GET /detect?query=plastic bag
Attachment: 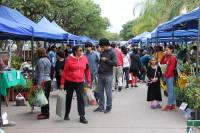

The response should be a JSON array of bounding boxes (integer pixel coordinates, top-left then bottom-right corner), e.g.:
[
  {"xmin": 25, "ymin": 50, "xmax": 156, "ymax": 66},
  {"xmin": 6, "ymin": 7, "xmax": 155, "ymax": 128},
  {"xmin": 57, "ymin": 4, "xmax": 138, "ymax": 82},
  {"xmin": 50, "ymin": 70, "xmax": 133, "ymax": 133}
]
[
  {"xmin": 129, "ymin": 73, "xmax": 135, "ymax": 84},
  {"xmin": 87, "ymin": 89, "xmax": 95, "ymax": 102},
  {"xmin": 33, "ymin": 96, "xmax": 40, "ymax": 107},
  {"xmin": 88, "ymin": 99, "xmax": 96, "ymax": 106},
  {"xmin": 83, "ymin": 94, "xmax": 89, "ymax": 107},
  {"xmin": 92, "ymin": 81, "xmax": 98, "ymax": 92},
  {"xmin": 56, "ymin": 90, "xmax": 66, "ymax": 119},
  {"xmin": 35, "ymin": 90, "xmax": 48, "ymax": 107},
  {"xmin": 15, "ymin": 93, "xmax": 27, "ymax": 106}
]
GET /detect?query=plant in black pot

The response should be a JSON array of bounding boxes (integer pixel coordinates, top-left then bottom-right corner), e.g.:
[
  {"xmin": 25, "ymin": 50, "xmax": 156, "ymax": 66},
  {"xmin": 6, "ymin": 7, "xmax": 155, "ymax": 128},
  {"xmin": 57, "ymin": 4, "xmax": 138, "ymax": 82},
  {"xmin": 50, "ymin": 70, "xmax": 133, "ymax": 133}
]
[
  {"xmin": 17, "ymin": 85, "xmax": 24, "ymax": 93},
  {"xmin": 13, "ymin": 85, "xmax": 19, "ymax": 93}
]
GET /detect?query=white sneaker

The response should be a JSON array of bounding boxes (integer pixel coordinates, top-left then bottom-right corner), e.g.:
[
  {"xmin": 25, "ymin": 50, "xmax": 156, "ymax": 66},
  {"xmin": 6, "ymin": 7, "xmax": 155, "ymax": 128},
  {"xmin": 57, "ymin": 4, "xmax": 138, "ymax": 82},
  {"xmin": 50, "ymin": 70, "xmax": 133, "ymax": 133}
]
[
  {"xmin": 73, "ymin": 95, "xmax": 77, "ymax": 99},
  {"xmin": 126, "ymin": 88, "xmax": 129, "ymax": 90}
]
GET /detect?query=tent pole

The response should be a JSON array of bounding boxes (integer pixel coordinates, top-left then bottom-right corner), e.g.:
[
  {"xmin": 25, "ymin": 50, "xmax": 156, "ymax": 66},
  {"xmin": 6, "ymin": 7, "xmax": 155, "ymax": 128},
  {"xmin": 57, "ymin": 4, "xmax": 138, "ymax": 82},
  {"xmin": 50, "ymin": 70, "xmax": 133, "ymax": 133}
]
[
  {"xmin": 9, "ymin": 39, "xmax": 11, "ymax": 64},
  {"xmin": 156, "ymin": 31, "xmax": 158, "ymax": 59},
  {"xmin": 68, "ymin": 39, "xmax": 69, "ymax": 44},
  {"xmin": 195, "ymin": 19, "xmax": 200, "ymax": 120},
  {"xmin": 172, "ymin": 26, "xmax": 174, "ymax": 47},
  {"xmin": 31, "ymin": 36, "xmax": 34, "ymax": 78},
  {"xmin": 24, "ymin": 41, "xmax": 25, "ymax": 62},
  {"xmin": 74, "ymin": 40, "xmax": 75, "ymax": 46},
  {"xmin": 44, "ymin": 41, "xmax": 46, "ymax": 49}
]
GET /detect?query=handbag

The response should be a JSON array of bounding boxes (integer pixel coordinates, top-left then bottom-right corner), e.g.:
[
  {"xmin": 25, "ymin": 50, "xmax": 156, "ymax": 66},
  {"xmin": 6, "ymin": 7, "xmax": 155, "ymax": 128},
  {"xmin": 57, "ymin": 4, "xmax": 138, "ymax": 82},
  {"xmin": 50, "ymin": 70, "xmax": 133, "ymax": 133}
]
[{"xmin": 146, "ymin": 66, "xmax": 158, "ymax": 87}]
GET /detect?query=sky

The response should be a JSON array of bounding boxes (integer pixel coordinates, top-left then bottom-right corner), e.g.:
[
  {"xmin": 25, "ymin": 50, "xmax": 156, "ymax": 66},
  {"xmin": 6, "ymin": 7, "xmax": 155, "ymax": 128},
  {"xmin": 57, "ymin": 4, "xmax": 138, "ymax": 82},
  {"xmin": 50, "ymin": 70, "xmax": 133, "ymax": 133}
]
[{"xmin": 94, "ymin": 0, "xmax": 140, "ymax": 34}]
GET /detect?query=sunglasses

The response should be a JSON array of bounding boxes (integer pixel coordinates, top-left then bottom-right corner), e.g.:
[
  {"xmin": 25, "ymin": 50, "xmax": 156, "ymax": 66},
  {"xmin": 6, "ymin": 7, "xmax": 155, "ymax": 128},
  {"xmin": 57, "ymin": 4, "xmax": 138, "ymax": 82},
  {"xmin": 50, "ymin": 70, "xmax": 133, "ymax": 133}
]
[{"xmin": 79, "ymin": 49, "xmax": 83, "ymax": 52}]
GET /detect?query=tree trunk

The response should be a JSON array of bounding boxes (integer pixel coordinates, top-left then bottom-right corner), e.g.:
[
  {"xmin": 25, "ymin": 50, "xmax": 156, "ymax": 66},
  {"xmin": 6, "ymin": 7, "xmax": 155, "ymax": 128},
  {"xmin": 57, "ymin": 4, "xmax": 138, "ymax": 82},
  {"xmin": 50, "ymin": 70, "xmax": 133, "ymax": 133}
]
[
  {"xmin": 16, "ymin": 41, "xmax": 24, "ymax": 60},
  {"xmin": 36, "ymin": 41, "xmax": 41, "ymax": 48}
]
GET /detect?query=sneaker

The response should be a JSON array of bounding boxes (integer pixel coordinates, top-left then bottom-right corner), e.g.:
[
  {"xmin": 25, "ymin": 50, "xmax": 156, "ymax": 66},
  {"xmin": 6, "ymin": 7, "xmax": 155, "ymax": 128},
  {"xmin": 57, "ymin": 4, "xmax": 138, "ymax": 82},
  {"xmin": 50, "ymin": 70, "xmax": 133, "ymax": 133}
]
[
  {"xmin": 131, "ymin": 84, "xmax": 134, "ymax": 87},
  {"xmin": 125, "ymin": 87, "xmax": 129, "ymax": 90},
  {"xmin": 37, "ymin": 115, "xmax": 49, "ymax": 119},
  {"xmin": 115, "ymin": 86, "xmax": 118, "ymax": 90},
  {"xmin": 134, "ymin": 85, "xmax": 138, "ymax": 87},
  {"xmin": 142, "ymin": 81, "xmax": 146, "ymax": 83},
  {"xmin": 80, "ymin": 116, "xmax": 88, "ymax": 124},
  {"xmin": 94, "ymin": 107, "xmax": 104, "ymax": 112},
  {"xmin": 118, "ymin": 86, "xmax": 122, "ymax": 91},
  {"xmin": 156, "ymin": 104, "xmax": 162, "ymax": 108},
  {"xmin": 64, "ymin": 115, "xmax": 70, "ymax": 120},
  {"xmin": 171, "ymin": 105, "xmax": 176, "ymax": 110},
  {"xmin": 38, "ymin": 114, "xmax": 42, "ymax": 117},
  {"xmin": 104, "ymin": 108, "xmax": 111, "ymax": 113},
  {"xmin": 137, "ymin": 79, "xmax": 140, "ymax": 82},
  {"xmin": 151, "ymin": 105, "xmax": 156, "ymax": 109},
  {"xmin": 161, "ymin": 106, "xmax": 172, "ymax": 111}
]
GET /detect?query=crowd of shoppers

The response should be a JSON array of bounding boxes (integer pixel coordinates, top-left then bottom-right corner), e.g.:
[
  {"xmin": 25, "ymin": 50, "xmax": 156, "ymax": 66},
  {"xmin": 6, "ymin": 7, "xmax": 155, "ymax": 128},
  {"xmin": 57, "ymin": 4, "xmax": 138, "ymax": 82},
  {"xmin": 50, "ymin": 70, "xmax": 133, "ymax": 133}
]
[{"xmin": 33, "ymin": 39, "xmax": 183, "ymax": 124}]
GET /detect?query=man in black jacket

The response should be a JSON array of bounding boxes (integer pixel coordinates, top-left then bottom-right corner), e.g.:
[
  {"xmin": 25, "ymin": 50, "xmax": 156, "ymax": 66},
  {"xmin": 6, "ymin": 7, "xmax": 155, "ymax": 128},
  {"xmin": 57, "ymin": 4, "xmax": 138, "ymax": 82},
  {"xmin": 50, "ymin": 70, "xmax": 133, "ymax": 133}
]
[{"xmin": 94, "ymin": 38, "xmax": 118, "ymax": 114}]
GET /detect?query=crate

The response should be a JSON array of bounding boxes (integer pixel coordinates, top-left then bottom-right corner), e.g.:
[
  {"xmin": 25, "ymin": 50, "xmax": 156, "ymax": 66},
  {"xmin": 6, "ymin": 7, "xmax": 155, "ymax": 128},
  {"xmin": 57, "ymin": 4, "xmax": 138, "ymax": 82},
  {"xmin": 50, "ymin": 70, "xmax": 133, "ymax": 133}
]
[{"xmin": 9, "ymin": 92, "xmax": 29, "ymax": 101}]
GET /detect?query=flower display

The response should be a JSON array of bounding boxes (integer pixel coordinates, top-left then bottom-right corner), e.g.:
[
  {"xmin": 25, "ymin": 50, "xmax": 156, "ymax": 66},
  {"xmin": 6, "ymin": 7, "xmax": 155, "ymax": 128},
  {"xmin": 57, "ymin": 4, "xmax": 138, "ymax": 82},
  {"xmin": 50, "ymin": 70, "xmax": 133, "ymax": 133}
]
[{"xmin": 28, "ymin": 81, "xmax": 46, "ymax": 107}]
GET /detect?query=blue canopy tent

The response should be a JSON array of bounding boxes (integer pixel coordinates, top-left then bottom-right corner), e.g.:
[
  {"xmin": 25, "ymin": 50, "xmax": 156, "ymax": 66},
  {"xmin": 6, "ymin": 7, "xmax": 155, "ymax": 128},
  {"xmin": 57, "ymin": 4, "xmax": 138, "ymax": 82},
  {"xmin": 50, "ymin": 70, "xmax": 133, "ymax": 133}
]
[
  {"xmin": 79, "ymin": 35, "xmax": 98, "ymax": 45},
  {"xmin": 51, "ymin": 20, "xmax": 79, "ymax": 42},
  {"xmin": 131, "ymin": 31, "xmax": 150, "ymax": 45},
  {"xmin": 0, "ymin": 17, "xmax": 32, "ymax": 40},
  {"xmin": 156, "ymin": 6, "xmax": 200, "ymax": 119},
  {"xmin": 0, "ymin": 6, "xmax": 63, "ymax": 41},
  {"xmin": 0, "ymin": 17, "xmax": 33, "ymax": 121},
  {"xmin": 0, "ymin": 17, "xmax": 33, "ymax": 63},
  {"xmin": 38, "ymin": 17, "xmax": 80, "ymax": 48}
]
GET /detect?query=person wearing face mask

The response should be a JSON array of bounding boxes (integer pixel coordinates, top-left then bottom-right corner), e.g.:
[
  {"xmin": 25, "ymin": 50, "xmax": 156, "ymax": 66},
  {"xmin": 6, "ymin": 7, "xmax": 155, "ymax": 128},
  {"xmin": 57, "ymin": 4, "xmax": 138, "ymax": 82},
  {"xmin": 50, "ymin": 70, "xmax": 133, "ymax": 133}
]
[
  {"xmin": 84, "ymin": 42, "xmax": 100, "ymax": 104},
  {"xmin": 160, "ymin": 45, "xmax": 177, "ymax": 111}
]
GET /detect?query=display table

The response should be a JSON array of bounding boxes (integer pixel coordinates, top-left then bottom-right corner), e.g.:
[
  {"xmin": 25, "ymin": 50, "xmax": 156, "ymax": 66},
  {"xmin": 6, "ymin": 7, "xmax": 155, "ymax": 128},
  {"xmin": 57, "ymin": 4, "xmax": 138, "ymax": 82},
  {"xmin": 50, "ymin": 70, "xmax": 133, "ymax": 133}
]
[{"xmin": 0, "ymin": 70, "xmax": 25, "ymax": 106}]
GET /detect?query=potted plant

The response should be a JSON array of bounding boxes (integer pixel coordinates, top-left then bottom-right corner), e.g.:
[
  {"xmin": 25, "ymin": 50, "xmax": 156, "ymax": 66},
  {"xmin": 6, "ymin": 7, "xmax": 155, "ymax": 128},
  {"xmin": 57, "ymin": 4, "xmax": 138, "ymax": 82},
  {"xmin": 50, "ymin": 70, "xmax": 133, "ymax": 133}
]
[{"xmin": 181, "ymin": 63, "xmax": 191, "ymax": 75}]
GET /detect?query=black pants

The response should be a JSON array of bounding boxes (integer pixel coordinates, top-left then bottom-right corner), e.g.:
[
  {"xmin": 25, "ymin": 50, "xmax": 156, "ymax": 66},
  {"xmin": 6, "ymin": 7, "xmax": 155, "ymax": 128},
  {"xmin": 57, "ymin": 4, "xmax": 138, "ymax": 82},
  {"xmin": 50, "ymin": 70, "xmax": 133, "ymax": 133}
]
[
  {"xmin": 56, "ymin": 76, "xmax": 61, "ymax": 89},
  {"xmin": 64, "ymin": 80, "xmax": 85, "ymax": 116},
  {"xmin": 123, "ymin": 67, "xmax": 130, "ymax": 88},
  {"xmin": 41, "ymin": 80, "xmax": 51, "ymax": 117},
  {"xmin": 51, "ymin": 66, "xmax": 55, "ymax": 80},
  {"xmin": 139, "ymin": 66, "xmax": 147, "ymax": 81}
]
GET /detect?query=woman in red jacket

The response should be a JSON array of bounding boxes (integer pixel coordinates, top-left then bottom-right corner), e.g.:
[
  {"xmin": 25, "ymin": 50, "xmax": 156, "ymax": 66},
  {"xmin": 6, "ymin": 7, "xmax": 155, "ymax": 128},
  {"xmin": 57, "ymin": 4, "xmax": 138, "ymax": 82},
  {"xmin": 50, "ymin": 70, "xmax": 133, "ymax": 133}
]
[
  {"xmin": 60, "ymin": 45, "xmax": 91, "ymax": 124},
  {"xmin": 160, "ymin": 45, "xmax": 176, "ymax": 111}
]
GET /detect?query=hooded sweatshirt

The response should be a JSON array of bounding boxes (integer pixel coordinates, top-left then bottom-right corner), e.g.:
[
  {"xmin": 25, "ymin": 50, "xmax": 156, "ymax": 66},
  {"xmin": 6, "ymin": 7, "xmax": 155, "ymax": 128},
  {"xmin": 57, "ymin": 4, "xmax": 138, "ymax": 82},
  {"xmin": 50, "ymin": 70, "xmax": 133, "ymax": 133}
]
[
  {"xmin": 98, "ymin": 47, "xmax": 118, "ymax": 76},
  {"xmin": 130, "ymin": 53, "xmax": 142, "ymax": 71},
  {"xmin": 84, "ymin": 51, "xmax": 100, "ymax": 74},
  {"xmin": 61, "ymin": 55, "xmax": 91, "ymax": 85}
]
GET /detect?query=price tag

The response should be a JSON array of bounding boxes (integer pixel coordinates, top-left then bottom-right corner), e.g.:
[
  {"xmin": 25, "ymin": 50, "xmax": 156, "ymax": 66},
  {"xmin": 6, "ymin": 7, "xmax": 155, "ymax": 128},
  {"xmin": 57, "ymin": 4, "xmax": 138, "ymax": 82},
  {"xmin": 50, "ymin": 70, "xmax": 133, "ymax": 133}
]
[
  {"xmin": 17, "ymin": 71, "xmax": 20, "ymax": 79},
  {"xmin": 179, "ymin": 102, "xmax": 188, "ymax": 110}
]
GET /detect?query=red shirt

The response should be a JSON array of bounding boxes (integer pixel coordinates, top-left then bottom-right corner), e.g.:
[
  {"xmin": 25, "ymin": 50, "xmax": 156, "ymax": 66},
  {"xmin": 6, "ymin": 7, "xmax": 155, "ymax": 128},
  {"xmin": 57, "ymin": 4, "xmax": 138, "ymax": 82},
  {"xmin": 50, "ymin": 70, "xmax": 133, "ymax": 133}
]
[
  {"xmin": 61, "ymin": 55, "xmax": 91, "ymax": 85},
  {"xmin": 160, "ymin": 55, "xmax": 176, "ymax": 79},
  {"xmin": 64, "ymin": 49, "xmax": 68, "ymax": 57},
  {"xmin": 114, "ymin": 48, "xmax": 123, "ymax": 66}
]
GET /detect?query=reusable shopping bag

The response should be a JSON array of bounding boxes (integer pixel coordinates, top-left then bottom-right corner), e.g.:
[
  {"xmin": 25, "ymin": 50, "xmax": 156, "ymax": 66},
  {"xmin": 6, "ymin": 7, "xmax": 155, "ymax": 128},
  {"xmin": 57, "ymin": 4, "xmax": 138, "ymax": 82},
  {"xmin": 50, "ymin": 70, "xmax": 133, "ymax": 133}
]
[
  {"xmin": 35, "ymin": 90, "xmax": 48, "ymax": 107},
  {"xmin": 56, "ymin": 90, "xmax": 66, "ymax": 119}
]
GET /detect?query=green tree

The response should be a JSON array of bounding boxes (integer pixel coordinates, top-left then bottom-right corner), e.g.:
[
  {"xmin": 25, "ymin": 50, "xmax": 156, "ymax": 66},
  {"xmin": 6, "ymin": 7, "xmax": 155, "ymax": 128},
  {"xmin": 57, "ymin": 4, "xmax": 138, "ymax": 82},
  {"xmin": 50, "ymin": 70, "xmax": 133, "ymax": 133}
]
[
  {"xmin": 132, "ymin": 0, "xmax": 200, "ymax": 36},
  {"xmin": 103, "ymin": 31, "xmax": 121, "ymax": 41},
  {"xmin": 119, "ymin": 20, "xmax": 135, "ymax": 41}
]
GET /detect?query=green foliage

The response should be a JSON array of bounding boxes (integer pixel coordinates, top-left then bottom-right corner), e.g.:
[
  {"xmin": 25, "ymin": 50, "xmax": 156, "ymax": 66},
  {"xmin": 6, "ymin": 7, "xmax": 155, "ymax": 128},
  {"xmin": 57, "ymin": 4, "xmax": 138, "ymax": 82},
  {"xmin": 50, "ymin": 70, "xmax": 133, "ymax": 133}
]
[
  {"xmin": 102, "ymin": 31, "xmax": 121, "ymax": 41},
  {"xmin": 11, "ymin": 61, "xmax": 22, "ymax": 70},
  {"xmin": 119, "ymin": 20, "xmax": 135, "ymax": 41},
  {"xmin": 181, "ymin": 63, "xmax": 191, "ymax": 73},
  {"xmin": 132, "ymin": 0, "xmax": 200, "ymax": 36},
  {"xmin": 2, "ymin": 0, "xmax": 111, "ymax": 40}
]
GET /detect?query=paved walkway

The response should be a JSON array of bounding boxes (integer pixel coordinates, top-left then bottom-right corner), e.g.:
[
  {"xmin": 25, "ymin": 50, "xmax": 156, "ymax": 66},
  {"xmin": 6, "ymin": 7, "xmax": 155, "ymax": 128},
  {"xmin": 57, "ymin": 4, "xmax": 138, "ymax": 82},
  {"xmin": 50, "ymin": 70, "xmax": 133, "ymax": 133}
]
[{"xmin": 0, "ymin": 82, "xmax": 197, "ymax": 133}]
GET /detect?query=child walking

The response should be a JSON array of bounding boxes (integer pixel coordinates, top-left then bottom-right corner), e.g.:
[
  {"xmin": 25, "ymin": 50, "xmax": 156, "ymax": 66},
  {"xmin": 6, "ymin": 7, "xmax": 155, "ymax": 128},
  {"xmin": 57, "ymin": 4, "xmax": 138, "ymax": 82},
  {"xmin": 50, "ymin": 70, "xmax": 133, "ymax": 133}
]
[{"xmin": 147, "ymin": 56, "xmax": 162, "ymax": 109}]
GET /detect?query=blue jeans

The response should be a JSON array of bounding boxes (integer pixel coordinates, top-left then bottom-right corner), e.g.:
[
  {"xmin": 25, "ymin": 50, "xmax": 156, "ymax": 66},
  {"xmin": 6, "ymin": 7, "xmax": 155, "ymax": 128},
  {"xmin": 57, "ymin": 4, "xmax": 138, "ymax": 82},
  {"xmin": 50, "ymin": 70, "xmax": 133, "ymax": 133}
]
[
  {"xmin": 98, "ymin": 75, "xmax": 113, "ymax": 109},
  {"xmin": 85, "ymin": 74, "xmax": 98, "ymax": 100},
  {"xmin": 166, "ymin": 77, "xmax": 176, "ymax": 106}
]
